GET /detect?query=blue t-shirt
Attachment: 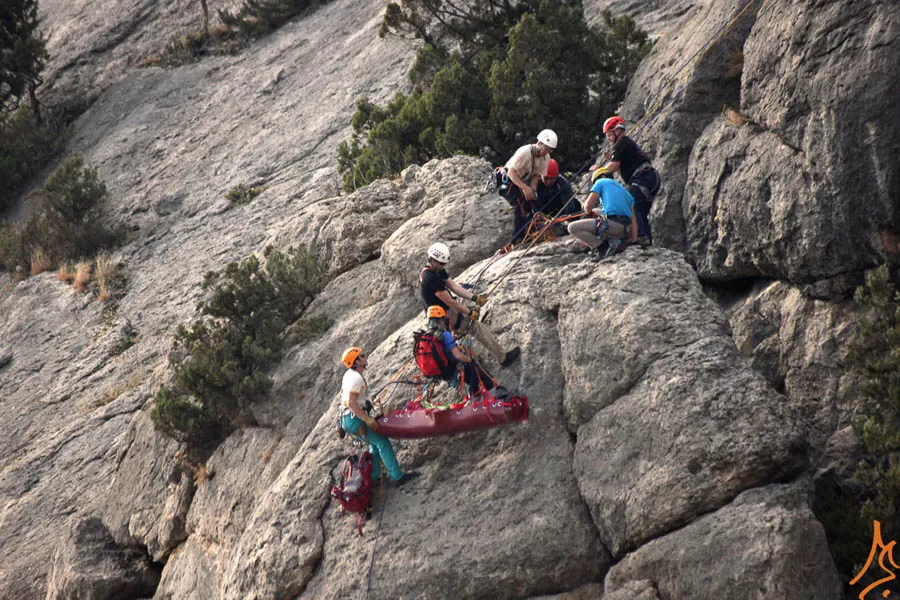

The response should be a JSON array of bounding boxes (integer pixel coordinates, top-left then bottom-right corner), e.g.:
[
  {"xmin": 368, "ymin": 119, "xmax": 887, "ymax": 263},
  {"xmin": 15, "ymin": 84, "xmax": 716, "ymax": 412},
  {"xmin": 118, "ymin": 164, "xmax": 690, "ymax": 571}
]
[
  {"xmin": 440, "ymin": 331, "xmax": 457, "ymax": 356},
  {"xmin": 591, "ymin": 179, "xmax": 634, "ymax": 218}
]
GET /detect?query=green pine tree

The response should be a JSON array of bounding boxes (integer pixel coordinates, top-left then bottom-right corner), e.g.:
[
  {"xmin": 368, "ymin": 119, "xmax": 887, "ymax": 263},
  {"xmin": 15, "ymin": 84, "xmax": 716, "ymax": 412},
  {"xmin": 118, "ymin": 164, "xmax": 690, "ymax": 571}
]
[
  {"xmin": 1, "ymin": 0, "xmax": 49, "ymax": 121},
  {"xmin": 339, "ymin": 0, "xmax": 651, "ymax": 192}
]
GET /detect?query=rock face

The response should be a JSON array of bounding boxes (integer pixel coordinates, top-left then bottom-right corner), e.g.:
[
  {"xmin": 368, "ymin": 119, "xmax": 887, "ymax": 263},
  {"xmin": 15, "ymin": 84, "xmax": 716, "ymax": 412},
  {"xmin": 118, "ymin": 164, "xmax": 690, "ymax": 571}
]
[
  {"xmin": 604, "ymin": 481, "xmax": 842, "ymax": 600},
  {"xmin": 585, "ymin": 0, "xmax": 698, "ymax": 38},
  {"xmin": 39, "ymin": 0, "xmax": 241, "ymax": 104},
  {"xmin": 1, "ymin": 0, "xmax": 888, "ymax": 597},
  {"xmin": 620, "ymin": 0, "xmax": 900, "ymax": 294},
  {"xmin": 45, "ymin": 517, "xmax": 160, "ymax": 600},
  {"xmin": 1, "ymin": 156, "xmax": 841, "ymax": 597},
  {"xmin": 726, "ymin": 280, "xmax": 858, "ymax": 458}
]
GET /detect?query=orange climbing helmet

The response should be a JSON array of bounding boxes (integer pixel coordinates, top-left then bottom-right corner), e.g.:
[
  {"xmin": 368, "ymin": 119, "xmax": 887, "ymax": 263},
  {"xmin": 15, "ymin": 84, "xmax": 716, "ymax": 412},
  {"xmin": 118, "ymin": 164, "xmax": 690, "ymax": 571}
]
[
  {"xmin": 341, "ymin": 346, "xmax": 364, "ymax": 368},
  {"xmin": 603, "ymin": 116, "xmax": 626, "ymax": 133},
  {"xmin": 427, "ymin": 305, "xmax": 447, "ymax": 319}
]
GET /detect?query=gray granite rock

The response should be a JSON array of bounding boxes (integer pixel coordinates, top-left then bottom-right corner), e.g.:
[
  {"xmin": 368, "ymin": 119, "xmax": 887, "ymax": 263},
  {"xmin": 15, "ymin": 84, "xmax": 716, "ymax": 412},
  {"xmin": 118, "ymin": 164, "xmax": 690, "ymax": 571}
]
[
  {"xmin": 45, "ymin": 517, "xmax": 160, "ymax": 600},
  {"xmin": 603, "ymin": 481, "xmax": 843, "ymax": 600},
  {"xmin": 619, "ymin": 0, "xmax": 900, "ymax": 284}
]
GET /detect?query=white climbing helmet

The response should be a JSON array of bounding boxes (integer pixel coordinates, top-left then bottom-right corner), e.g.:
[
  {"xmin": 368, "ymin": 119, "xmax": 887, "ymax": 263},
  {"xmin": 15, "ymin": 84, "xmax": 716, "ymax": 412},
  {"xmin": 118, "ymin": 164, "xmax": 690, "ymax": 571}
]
[
  {"xmin": 536, "ymin": 129, "xmax": 558, "ymax": 149},
  {"xmin": 427, "ymin": 242, "xmax": 450, "ymax": 264}
]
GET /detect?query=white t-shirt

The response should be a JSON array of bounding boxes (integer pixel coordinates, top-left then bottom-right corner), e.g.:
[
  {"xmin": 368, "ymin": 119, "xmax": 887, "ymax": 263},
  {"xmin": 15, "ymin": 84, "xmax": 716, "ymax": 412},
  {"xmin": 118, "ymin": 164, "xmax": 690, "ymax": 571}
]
[
  {"xmin": 504, "ymin": 144, "xmax": 549, "ymax": 180},
  {"xmin": 340, "ymin": 368, "xmax": 369, "ymax": 417}
]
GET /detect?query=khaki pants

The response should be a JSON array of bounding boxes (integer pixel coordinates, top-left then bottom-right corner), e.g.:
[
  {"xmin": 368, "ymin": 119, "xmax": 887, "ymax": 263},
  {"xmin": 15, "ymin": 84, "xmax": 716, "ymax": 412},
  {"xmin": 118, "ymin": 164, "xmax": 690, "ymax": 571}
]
[
  {"xmin": 567, "ymin": 217, "xmax": 625, "ymax": 249},
  {"xmin": 448, "ymin": 307, "xmax": 506, "ymax": 363}
]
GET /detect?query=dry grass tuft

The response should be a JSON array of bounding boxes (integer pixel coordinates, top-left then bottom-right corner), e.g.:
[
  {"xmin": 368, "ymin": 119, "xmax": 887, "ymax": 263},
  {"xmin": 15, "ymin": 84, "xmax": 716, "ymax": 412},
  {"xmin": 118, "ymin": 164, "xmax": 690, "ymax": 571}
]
[
  {"xmin": 193, "ymin": 463, "xmax": 210, "ymax": 486},
  {"xmin": 724, "ymin": 106, "xmax": 746, "ymax": 127},
  {"xmin": 95, "ymin": 253, "xmax": 117, "ymax": 302},
  {"xmin": 57, "ymin": 262, "xmax": 75, "ymax": 283},
  {"xmin": 30, "ymin": 248, "xmax": 52, "ymax": 275},
  {"xmin": 73, "ymin": 261, "xmax": 92, "ymax": 292},
  {"xmin": 80, "ymin": 371, "xmax": 147, "ymax": 412}
]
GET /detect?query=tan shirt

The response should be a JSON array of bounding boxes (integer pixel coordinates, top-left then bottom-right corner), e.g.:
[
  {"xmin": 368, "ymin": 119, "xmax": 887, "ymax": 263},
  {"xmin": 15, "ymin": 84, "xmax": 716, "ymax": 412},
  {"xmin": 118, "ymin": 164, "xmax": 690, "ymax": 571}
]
[{"xmin": 504, "ymin": 144, "xmax": 550, "ymax": 180}]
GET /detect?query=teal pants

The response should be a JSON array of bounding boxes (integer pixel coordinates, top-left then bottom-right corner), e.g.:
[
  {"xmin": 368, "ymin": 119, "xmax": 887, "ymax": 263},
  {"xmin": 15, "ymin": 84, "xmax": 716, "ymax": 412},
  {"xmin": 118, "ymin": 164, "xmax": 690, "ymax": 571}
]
[{"xmin": 340, "ymin": 414, "xmax": 404, "ymax": 481}]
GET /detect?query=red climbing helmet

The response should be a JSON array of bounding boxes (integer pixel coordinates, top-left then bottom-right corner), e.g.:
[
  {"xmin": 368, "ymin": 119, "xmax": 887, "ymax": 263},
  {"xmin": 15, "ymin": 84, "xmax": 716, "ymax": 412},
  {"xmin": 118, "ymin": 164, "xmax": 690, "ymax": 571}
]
[
  {"xmin": 546, "ymin": 159, "xmax": 559, "ymax": 178},
  {"xmin": 603, "ymin": 116, "xmax": 626, "ymax": 133}
]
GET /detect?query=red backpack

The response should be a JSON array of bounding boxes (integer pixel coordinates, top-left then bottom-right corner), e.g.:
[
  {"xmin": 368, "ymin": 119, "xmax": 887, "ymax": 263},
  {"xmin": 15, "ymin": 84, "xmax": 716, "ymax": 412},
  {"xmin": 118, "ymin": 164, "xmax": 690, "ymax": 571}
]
[
  {"xmin": 414, "ymin": 330, "xmax": 453, "ymax": 378},
  {"xmin": 330, "ymin": 451, "xmax": 374, "ymax": 536}
]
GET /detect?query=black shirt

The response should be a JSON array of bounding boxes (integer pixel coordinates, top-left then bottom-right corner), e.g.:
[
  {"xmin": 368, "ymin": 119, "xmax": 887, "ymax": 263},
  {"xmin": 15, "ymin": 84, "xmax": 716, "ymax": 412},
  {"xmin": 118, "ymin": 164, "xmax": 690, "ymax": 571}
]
[
  {"xmin": 536, "ymin": 175, "xmax": 580, "ymax": 215},
  {"xmin": 419, "ymin": 267, "xmax": 450, "ymax": 312},
  {"xmin": 611, "ymin": 136, "xmax": 651, "ymax": 183}
]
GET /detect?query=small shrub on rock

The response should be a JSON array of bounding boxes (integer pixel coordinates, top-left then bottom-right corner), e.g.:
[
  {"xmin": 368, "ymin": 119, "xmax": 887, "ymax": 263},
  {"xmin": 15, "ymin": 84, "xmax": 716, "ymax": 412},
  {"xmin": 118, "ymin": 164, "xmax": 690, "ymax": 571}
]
[
  {"xmin": 142, "ymin": 27, "xmax": 247, "ymax": 69},
  {"xmin": 0, "ymin": 107, "xmax": 69, "ymax": 209},
  {"xmin": 225, "ymin": 183, "xmax": 265, "ymax": 205},
  {"xmin": 0, "ymin": 153, "xmax": 123, "ymax": 275},
  {"xmin": 821, "ymin": 265, "xmax": 900, "ymax": 580},
  {"xmin": 152, "ymin": 245, "xmax": 330, "ymax": 460},
  {"xmin": 219, "ymin": 0, "xmax": 333, "ymax": 39},
  {"xmin": 847, "ymin": 266, "xmax": 900, "ymax": 528}
]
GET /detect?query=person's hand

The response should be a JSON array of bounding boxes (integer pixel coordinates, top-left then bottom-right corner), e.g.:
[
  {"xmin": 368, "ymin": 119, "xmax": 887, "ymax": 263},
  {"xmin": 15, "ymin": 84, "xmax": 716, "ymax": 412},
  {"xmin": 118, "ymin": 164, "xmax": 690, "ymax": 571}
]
[
  {"xmin": 523, "ymin": 186, "xmax": 536, "ymax": 202},
  {"xmin": 469, "ymin": 308, "xmax": 480, "ymax": 321},
  {"xmin": 364, "ymin": 416, "xmax": 378, "ymax": 430},
  {"xmin": 473, "ymin": 294, "xmax": 487, "ymax": 306}
]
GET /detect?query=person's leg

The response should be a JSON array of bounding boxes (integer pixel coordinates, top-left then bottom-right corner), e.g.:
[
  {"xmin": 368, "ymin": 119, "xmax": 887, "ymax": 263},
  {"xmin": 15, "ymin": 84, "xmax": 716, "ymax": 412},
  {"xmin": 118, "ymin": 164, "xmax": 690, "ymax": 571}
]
[
  {"xmin": 363, "ymin": 428, "xmax": 404, "ymax": 481},
  {"xmin": 602, "ymin": 219, "xmax": 626, "ymax": 241},
  {"xmin": 449, "ymin": 307, "xmax": 507, "ymax": 364},
  {"xmin": 568, "ymin": 218, "xmax": 603, "ymax": 249},
  {"xmin": 470, "ymin": 362, "xmax": 496, "ymax": 396},
  {"xmin": 628, "ymin": 175, "xmax": 656, "ymax": 242},
  {"xmin": 633, "ymin": 196, "xmax": 652, "ymax": 241},
  {"xmin": 341, "ymin": 413, "xmax": 383, "ymax": 480},
  {"xmin": 460, "ymin": 362, "xmax": 477, "ymax": 396},
  {"xmin": 512, "ymin": 201, "xmax": 534, "ymax": 243},
  {"xmin": 470, "ymin": 319, "xmax": 506, "ymax": 363}
]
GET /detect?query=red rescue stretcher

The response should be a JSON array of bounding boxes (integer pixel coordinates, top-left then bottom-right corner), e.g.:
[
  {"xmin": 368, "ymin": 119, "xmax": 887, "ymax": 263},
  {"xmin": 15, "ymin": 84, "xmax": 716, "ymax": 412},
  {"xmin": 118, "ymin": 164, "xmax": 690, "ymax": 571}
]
[{"xmin": 375, "ymin": 395, "xmax": 529, "ymax": 439}]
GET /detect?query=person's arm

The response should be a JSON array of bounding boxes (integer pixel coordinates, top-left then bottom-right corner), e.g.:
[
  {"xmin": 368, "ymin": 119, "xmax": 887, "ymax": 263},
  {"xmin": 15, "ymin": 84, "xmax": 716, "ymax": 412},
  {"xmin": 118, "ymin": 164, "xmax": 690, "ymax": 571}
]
[
  {"xmin": 589, "ymin": 149, "xmax": 611, "ymax": 171},
  {"xmin": 604, "ymin": 160, "xmax": 621, "ymax": 175},
  {"xmin": 435, "ymin": 289, "xmax": 469, "ymax": 315},
  {"xmin": 446, "ymin": 278, "xmax": 473, "ymax": 301},
  {"xmin": 451, "ymin": 345, "xmax": 472, "ymax": 363},
  {"xmin": 584, "ymin": 191, "xmax": 600, "ymax": 215},
  {"xmin": 630, "ymin": 206, "xmax": 638, "ymax": 242},
  {"xmin": 348, "ymin": 390, "xmax": 377, "ymax": 429},
  {"xmin": 507, "ymin": 167, "xmax": 536, "ymax": 201}
]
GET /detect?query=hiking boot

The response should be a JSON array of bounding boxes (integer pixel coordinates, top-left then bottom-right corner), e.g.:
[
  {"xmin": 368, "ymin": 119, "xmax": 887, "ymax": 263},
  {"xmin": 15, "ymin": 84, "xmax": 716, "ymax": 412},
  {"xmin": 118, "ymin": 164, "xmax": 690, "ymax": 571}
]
[
  {"xmin": 501, "ymin": 346, "xmax": 521, "ymax": 367},
  {"xmin": 394, "ymin": 471, "xmax": 420, "ymax": 487},
  {"xmin": 636, "ymin": 235, "xmax": 651, "ymax": 248},
  {"xmin": 592, "ymin": 240, "xmax": 610, "ymax": 256},
  {"xmin": 604, "ymin": 238, "xmax": 622, "ymax": 257}
]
